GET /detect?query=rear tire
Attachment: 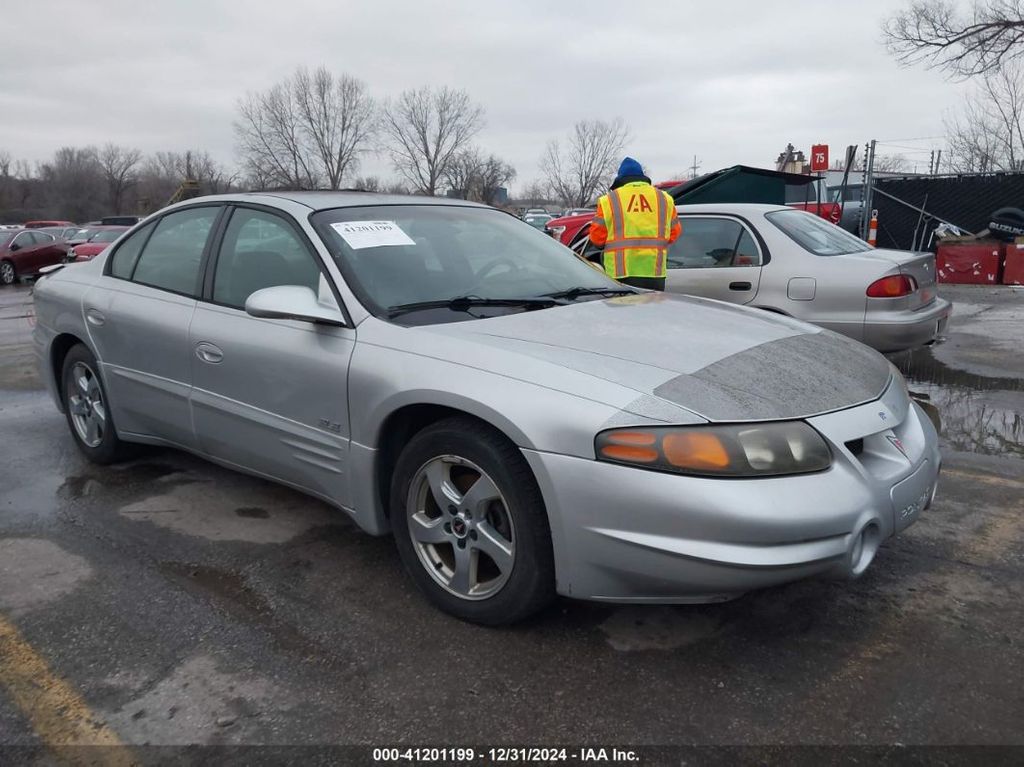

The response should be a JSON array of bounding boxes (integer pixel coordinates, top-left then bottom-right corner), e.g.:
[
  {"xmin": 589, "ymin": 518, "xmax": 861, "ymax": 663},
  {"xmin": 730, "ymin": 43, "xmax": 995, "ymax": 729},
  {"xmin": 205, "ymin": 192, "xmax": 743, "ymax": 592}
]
[
  {"xmin": 61, "ymin": 344, "xmax": 130, "ymax": 464},
  {"xmin": 391, "ymin": 417, "xmax": 555, "ymax": 625},
  {"xmin": 0, "ymin": 260, "xmax": 15, "ymax": 285}
]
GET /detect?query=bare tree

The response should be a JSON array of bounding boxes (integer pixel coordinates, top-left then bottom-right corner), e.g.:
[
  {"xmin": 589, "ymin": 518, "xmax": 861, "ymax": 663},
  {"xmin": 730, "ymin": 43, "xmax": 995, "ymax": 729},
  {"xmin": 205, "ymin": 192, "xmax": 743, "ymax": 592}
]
[
  {"xmin": 477, "ymin": 154, "xmax": 516, "ymax": 206},
  {"xmin": 235, "ymin": 81, "xmax": 319, "ymax": 189},
  {"xmin": 350, "ymin": 175, "xmax": 382, "ymax": 192},
  {"xmin": 97, "ymin": 143, "xmax": 142, "ymax": 212},
  {"xmin": 885, "ymin": 0, "xmax": 1024, "ymax": 77},
  {"xmin": 443, "ymin": 148, "xmax": 482, "ymax": 199},
  {"xmin": 381, "ymin": 86, "xmax": 484, "ymax": 195},
  {"xmin": 38, "ymin": 147, "xmax": 104, "ymax": 222},
  {"xmin": 944, "ymin": 61, "xmax": 1024, "ymax": 170},
  {"xmin": 542, "ymin": 118, "xmax": 630, "ymax": 207},
  {"xmin": 293, "ymin": 67, "xmax": 377, "ymax": 189},
  {"xmin": 0, "ymin": 151, "xmax": 10, "ymax": 179}
]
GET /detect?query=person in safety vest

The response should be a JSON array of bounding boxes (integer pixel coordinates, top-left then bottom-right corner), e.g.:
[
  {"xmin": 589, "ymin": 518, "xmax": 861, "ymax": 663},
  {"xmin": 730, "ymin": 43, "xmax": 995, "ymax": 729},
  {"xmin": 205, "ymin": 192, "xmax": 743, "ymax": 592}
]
[{"xmin": 589, "ymin": 157, "xmax": 681, "ymax": 290}]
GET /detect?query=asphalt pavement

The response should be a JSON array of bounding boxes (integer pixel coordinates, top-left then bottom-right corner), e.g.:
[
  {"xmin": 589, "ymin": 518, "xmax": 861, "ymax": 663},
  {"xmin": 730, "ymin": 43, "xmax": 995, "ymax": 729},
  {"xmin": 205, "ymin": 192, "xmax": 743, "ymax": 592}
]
[{"xmin": 0, "ymin": 282, "xmax": 1022, "ymax": 757}]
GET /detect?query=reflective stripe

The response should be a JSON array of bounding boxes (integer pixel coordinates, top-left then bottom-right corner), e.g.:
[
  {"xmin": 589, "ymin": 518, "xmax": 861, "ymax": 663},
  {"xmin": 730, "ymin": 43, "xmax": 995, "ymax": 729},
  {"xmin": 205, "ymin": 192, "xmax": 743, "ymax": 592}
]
[
  {"xmin": 656, "ymin": 191, "xmax": 668, "ymax": 240},
  {"xmin": 607, "ymin": 189, "xmax": 625, "ymax": 241},
  {"xmin": 591, "ymin": 216, "xmax": 606, "ymax": 227},
  {"xmin": 602, "ymin": 237, "xmax": 671, "ymax": 251}
]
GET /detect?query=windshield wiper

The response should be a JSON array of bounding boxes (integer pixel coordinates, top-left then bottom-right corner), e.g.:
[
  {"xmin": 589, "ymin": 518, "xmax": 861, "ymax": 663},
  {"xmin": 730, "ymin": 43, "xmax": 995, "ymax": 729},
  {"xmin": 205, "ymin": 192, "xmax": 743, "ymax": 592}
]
[
  {"xmin": 386, "ymin": 295, "xmax": 562, "ymax": 319},
  {"xmin": 543, "ymin": 286, "xmax": 637, "ymax": 301}
]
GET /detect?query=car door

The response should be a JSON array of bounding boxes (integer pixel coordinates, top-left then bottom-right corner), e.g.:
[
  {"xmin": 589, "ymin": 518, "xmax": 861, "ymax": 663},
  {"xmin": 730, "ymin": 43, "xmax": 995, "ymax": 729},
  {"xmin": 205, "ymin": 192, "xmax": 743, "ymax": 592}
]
[
  {"xmin": 29, "ymin": 231, "xmax": 63, "ymax": 271},
  {"xmin": 83, "ymin": 206, "xmax": 223, "ymax": 448},
  {"xmin": 664, "ymin": 215, "xmax": 763, "ymax": 304},
  {"xmin": 189, "ymin": 205, "xmax": 356, "ymax": 507},
  {"xmin": 9, "ymin": 232, "xmax": 40, "ymax": 273}
]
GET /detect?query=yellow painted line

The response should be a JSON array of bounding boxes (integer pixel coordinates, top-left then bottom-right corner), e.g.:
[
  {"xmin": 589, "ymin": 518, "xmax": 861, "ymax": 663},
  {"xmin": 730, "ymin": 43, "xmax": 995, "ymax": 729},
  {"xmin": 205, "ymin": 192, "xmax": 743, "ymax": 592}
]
[{"xmin": 0, "ymin": 615, "xmax": 134, "ymax": 764}]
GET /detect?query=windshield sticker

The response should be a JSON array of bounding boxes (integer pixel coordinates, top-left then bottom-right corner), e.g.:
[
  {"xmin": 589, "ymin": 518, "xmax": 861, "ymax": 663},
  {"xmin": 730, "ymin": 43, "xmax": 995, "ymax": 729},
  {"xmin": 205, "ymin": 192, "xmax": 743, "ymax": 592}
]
[{"xmin": 330, "ymin": 221, "xmax": 416, "ymax": 250}]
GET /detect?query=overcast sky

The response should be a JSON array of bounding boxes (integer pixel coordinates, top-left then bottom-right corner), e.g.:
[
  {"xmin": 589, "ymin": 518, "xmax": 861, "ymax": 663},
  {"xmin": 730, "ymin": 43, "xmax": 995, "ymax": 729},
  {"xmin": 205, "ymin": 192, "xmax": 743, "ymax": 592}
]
[{"xmin": 1, "ymin": 0, "xmax": 964, "ymax": 192}]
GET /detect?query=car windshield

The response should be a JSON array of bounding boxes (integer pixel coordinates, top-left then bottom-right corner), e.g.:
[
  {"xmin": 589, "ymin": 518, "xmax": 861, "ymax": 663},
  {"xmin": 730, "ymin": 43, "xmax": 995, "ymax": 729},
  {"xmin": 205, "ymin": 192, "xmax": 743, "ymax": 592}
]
[
  {"xmin": 89, "ymin": 229, "xmax": 125, "ymax": 243},
  {"xmin": 311, "ymin": 205, "xmax": 622, "ymax": 323},
  {"xmin": 766, "ymin": 208, "xmax": 869, "ymax": 256}
]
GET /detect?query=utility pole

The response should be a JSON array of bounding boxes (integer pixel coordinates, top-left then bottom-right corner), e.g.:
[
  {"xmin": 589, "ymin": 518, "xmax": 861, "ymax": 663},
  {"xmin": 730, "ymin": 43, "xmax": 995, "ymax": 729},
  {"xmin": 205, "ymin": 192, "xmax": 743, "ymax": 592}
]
[{"xmin": 689, "ymin": 155, "xmax": 701, "ymax": 179}]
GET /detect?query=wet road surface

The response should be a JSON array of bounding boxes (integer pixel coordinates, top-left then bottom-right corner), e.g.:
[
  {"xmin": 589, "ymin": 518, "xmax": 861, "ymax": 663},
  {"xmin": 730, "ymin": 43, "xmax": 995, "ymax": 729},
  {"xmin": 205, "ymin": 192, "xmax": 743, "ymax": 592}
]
[{"xmin": 0, "ymin": 283, "xmax": 1022, "ymax": 751}]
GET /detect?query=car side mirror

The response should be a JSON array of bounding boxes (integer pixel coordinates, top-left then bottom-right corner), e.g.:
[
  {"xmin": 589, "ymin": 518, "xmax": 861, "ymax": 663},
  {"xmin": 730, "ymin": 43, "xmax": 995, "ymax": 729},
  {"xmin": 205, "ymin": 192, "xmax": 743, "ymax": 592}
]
[
  {"xmin": 9, "ymin": 242, "xmax": 20, "ymax": 252},
  {"xmin": 245, "ymin": 285, "xmax": 346, "ymax": 326}
]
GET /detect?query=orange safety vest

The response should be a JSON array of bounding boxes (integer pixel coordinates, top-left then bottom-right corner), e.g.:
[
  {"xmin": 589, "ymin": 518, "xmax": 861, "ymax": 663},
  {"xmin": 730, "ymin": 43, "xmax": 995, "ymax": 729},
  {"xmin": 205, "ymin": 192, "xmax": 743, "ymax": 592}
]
[{"xmin": 594, "ymin": 182, "xmax": 675, "ymax": 279}]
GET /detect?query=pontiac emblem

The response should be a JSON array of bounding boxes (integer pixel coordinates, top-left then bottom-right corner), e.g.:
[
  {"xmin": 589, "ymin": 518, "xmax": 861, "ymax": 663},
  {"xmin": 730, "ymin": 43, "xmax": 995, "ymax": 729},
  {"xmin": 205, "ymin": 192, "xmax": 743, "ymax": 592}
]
[{"xmin": 886, "ymin": 434, "xmax": 909, "ymax": 458}]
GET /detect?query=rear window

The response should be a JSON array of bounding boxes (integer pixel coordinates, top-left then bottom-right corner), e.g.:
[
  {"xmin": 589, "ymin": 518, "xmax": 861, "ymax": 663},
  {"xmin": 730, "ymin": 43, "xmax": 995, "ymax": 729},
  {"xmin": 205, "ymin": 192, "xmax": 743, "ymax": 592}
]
[{"xmin": 766, "ymin": 209, "xmax": 868, "ymax": 256}]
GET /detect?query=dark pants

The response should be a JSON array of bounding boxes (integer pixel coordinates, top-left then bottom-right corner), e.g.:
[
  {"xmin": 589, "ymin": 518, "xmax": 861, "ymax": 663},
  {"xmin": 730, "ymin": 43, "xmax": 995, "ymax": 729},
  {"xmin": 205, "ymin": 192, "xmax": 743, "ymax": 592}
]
[{"xmin": 619, "ymin": 276, "xmax": 666, "ymax": 291}]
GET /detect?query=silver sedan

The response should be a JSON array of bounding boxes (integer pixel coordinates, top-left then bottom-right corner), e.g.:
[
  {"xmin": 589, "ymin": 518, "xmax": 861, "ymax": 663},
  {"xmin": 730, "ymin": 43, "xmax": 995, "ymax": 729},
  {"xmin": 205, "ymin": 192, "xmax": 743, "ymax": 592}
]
[
  {"xmin": 33, "ymin": 193, "xmax": 941, "ymax": 624},
  {"xmin": 574, "ymin": 203, "xmax": 952, "ymax": 353}
]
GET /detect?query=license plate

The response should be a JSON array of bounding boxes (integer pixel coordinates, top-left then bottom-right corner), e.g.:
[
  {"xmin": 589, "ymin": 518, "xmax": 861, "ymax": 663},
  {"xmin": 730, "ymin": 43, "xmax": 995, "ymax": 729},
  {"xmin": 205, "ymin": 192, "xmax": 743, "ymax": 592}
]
[{"xmin": 890, "ymin": 461, "xmax": 934, "ymax": 532}]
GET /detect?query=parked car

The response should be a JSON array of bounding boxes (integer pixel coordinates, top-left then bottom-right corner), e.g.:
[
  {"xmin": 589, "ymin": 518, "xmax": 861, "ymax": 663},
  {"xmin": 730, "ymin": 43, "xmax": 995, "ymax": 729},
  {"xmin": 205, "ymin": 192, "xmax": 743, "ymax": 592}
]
[
  {"xmin": 523, "ymin": 213, "xmax": 553, "ymax": 230},
  {"xmin": 571, "ymin": 203, "xmax": 951, "ymax": 353},
  {"xmin": 561, "ymin": 207, "xmax": 595, "ymax": 217},
  {"xmin": 0, "ymin": 229, "xmax": 68, "ymax": 284},
  {"xmin": 66, "ymin": 227, "xmax": 103, "ymax": 247},
  {"xmin": 101, "ymin": 215, "xmax": 141, "ymax": 226},
  {"xmin": 34, "ymin": 192, "xmax": 940, "ymax": 624},
  {"xmin": 67, "ymin": 226, "xmax": 130, "ymax": 261},
  {"xmin": 24, "ymin": 220, "xmax": 76, "ymax": 229},
  {"xmin": 37, "ymin": 225, "xmax": 84, "ymax": 241},
  {"xmin": 522, "ymin": 207, "xmax": 548, "ymax": 216}
]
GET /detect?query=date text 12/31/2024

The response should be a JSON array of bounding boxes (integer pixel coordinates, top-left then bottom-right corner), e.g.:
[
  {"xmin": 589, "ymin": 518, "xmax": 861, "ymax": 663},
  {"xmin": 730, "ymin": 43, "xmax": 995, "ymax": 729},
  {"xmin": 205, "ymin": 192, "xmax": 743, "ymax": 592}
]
[{"xmin": 372, "ymin": 747, "xmax": 639, "ymax": 763}]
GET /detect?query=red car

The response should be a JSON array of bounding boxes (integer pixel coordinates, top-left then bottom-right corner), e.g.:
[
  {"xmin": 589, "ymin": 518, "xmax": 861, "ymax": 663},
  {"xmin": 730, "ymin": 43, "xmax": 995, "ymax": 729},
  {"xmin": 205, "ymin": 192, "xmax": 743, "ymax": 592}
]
[
  {"xmin": 68, "ymin": 226, "xmax": 129, "ymax": 261},
  {"xmin": 0, "ymin": 229, "xmax": 68, "ymax": 285},
  {"xmin": 24, "ymin": 220, "xmax": 76, "ymax": 229}
]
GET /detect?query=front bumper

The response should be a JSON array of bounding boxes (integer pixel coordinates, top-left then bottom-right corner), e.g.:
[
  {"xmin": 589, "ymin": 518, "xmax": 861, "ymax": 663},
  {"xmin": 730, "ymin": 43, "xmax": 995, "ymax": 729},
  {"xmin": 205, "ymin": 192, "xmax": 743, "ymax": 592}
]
[
  {"xmin": 523, "ymin": 391, "xmax": 940, "ymax": 603},
  {"xmin": 863, "ymin": 297, "xmax": 951, "ymax": 353}
]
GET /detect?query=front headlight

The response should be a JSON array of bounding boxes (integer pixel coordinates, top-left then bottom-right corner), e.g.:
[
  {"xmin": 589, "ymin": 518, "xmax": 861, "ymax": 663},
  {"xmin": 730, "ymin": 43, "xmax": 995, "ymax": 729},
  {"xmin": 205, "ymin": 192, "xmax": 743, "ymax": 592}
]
[
  {"xmin": 595, "ymin": 422, "xmax": 832, "ymax": 478},
  {"xmin": 547, "ymin": 225, "xmax": 566, "ymax": 238}
]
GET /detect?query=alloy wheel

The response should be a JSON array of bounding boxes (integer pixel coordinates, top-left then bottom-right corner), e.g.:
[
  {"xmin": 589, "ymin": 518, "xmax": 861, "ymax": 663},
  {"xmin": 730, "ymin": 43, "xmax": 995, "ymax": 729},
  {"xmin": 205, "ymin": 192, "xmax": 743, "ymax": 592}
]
[
  {"xmin": 0, "ymin": 262, "xmax": 14, "ymax": 285},
  {"xmin": 406, "ymin": 455, "xmax": 515, "ymax": 600},
  {"xmin": 66, "ymin": 362, "xmax": 107, "ymax": 448}
]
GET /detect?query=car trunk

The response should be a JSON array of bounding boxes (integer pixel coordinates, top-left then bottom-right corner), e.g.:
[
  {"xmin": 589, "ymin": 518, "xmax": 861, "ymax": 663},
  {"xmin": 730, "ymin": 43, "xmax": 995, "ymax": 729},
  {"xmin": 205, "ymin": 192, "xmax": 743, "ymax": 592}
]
[
  {"xmin": 876, "ymin": 249, "xmax": 938, "ymax": 309},
  {"xmin": 854, "ymin": 249, "xmax": 939, "ymax": 310}
]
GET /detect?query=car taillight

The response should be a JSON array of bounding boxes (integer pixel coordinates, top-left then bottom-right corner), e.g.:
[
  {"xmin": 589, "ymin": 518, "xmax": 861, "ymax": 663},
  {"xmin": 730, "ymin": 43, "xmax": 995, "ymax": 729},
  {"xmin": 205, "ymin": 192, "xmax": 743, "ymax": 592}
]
[{"xmin": 866, "ymin": 275, "xmax": 916, "ymax": 298}]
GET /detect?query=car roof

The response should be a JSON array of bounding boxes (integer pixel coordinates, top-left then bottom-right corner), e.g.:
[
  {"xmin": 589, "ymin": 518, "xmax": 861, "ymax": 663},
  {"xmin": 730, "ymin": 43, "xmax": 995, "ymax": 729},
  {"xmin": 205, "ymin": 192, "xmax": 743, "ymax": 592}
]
[
  {"xmin": 169, "ymin": 191, "xmax": 489, "ymax": 213},
  {"xmin": 676, "ymin": 203, "xmax": 791, "ymax": 215}
]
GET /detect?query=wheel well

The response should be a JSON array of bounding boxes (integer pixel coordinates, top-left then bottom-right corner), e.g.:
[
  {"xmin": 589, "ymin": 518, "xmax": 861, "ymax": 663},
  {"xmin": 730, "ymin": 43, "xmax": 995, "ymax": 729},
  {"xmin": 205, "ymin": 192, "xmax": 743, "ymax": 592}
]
[
  {"xmin": 375, "ymin": 404, "xmax": 508, "ymax": 520},
  {"xmin": 50, "ymin": 333, "xmax": 86, "ymax": 401}
]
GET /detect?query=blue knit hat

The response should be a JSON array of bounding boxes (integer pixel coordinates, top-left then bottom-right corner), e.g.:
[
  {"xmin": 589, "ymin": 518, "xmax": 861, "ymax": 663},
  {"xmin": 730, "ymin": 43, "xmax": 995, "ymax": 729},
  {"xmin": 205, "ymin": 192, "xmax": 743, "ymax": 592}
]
[{"xmin": 616, "ymin": 156, "xmax": 644, "ymax": 178}]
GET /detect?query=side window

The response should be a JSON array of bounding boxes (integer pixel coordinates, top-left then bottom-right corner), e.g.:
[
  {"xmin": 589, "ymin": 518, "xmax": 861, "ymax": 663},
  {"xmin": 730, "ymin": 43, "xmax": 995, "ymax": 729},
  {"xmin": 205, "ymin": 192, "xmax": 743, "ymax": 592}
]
[
  {"xmin": 668, "ymin": 218, "xmax": 744, "ymax": 269},
  {"xmin": 132, "ymin": 207, "xmax": 219, "ymax": 296},
  {"xmin": 733, "ymin": 230, "xmax": 762, "ymax": 267},
  {"xmin": 109, "ymin": 222, "xmax": 155, "ymax": 279},
  {"xmin": 13, "ymin": 233, "xmax": 34, "ymax": 249},
  {"xmin": 35, "ymin": 232, "xmax": 55, "ymax": 243},
  {"xmin": 213, "ymin": 208, "xmax": 323, "ymax": 309}
]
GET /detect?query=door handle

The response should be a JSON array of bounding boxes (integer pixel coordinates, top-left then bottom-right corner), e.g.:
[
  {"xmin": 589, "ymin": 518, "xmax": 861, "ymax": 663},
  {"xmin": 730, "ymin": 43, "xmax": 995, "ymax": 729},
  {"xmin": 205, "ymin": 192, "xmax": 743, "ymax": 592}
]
[
  {"xmin": 729, "ymin": 281, "xmax": 752, "ymax": 291},
  {"xmin": 195, "ymin": 342, "xmax": 224, "ymax": 364},
  {"xmin": 85, "ymin": 308, "xmax": 105, "ymax": 326}
]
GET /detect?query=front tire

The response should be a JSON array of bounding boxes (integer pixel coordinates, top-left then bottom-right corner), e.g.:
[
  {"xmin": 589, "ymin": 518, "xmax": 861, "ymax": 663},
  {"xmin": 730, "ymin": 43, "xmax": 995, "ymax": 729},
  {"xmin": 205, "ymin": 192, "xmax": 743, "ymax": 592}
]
[
  {"xmin": 0, "ymin": 260, "xmax": 15, "ymax": 285},
  {"xmin": 391, "ymin": 417, "xmax": 555, "ymax": 625},
  {"xmin": 61, "ymin": 344, "xmax": 129, "ymax": 464}
]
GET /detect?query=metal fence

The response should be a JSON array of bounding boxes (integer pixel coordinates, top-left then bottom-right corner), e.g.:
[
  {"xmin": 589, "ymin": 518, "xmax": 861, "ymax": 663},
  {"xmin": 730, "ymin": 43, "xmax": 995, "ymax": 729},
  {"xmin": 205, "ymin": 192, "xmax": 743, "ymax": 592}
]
[{"xmin": 872, "ymin": 172, "xmax": 1024, "ymax": 251}]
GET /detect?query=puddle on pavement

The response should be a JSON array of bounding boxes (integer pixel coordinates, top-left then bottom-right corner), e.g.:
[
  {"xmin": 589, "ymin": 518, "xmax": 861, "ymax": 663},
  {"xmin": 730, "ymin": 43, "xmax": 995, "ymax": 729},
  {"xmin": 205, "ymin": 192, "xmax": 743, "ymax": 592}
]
[{"xmin": 896, "ymin": 345, "xmax": 1024, "ymax": 460}]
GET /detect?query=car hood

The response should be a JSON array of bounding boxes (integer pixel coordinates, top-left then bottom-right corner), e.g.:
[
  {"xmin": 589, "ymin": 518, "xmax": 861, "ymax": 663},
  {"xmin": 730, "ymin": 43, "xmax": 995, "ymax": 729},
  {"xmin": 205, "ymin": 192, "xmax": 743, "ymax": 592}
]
[{"xmin": 417, "ymin": 293, "xmax": 892, "ymax": 422}]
